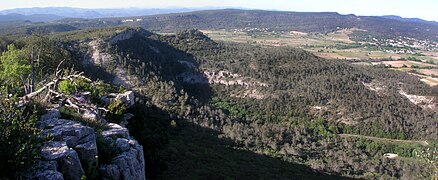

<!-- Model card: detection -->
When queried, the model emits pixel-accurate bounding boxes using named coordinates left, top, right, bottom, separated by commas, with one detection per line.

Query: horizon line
left=0, top=6, right=436, bottom=22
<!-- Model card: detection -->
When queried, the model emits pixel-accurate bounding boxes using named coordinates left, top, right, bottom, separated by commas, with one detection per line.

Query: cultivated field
left=202, top=29, right=438, bottom=87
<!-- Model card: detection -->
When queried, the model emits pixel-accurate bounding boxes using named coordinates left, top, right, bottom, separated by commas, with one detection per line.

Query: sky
left=0, top=0, right=437, bottom=21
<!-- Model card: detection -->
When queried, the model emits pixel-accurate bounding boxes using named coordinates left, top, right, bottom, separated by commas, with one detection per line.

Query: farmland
left=202, top=29, right=438, bottom=86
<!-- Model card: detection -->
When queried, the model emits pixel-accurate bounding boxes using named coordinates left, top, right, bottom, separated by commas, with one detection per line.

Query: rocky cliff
left=21, top=74, right=146, bottom=180
left=24, top=111, right=145, bottom=180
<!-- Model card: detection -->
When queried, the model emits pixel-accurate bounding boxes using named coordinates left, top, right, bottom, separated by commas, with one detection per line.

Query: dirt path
left=339, top=134, right=429, bottom=146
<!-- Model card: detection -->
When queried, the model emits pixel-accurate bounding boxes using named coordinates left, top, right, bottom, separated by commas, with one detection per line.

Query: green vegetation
left=212, top=97, right=249, bottom=119
left=58, top=80, right=76, bottom=95
left=0, top=96, right=43, bottom=178
left=0, top=24, right=436, bottom=179
left=58, top=77, right=113, bottom=103
left=0, top=44, right=30, bottom=93
left=59, top=106, right=105, bottom=130
left=157, top=123, right=343, bottom=180
left=106, top=100, right=126, bottom=123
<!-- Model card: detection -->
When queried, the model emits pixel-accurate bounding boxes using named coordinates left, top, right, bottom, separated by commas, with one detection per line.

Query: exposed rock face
left=102, top=123, right=130, bottom=138
left=41, top=141, right=85, bottom=180
left=99, top=139, right=146, bottom=180
left=99, top=123, right=146, bottom=180
left=22, top=160, right=63, bottom=180
left=86, top=40, right=139, bottom=87
left=109, top=29, right=136, bottom=44
left=399, top=89, right=437, bottom=110
left=28, top=108, right=146, bottom=179
left=116, top=91, right=135, bottom=108
left=39, top=118, right=98, bottom=164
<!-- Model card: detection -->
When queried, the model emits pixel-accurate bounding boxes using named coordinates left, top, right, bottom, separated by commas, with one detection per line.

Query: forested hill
left=1, top=9, right=437, bottom=42
left=59, top=9, right=438, bottom=41
left=0, top=26, right=437, bottom=179
left=70, top=28, right=437, bottom=178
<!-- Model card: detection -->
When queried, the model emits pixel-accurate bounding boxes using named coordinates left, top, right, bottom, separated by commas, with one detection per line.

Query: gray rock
left=98, top=164, right=121, bottom=180
left=115, top=138, right=130, bottom=152
left=75, top=140, right=98, bottom=161
left=40, top=141, right=84, bottom=180
left=102, top=123, right=129, bottom=138
left=82, top=109, right=99, bottom=121
left=40, top=119, right=98, bottom=171
left=40, top=109, right=61, bottom=122
left=41, top=141, right=70, bottom=160
left=122, top=113, right=134, bottom=121
left=81, top=109, right=109, bottom=125
left=116, top=91, right=135, bottom=108
left=22, top=160, right=63, bottom=180
left=35, top=108, right=145, bottom=180
left=119, top=113, right=134, bottom=127
left=41, top=119, right=94, bottom=146
left=59, top=149, right=85, bottom=180
left=99, top=138, right=145, bottom=180
left=34, top=170, right=64, bottom=180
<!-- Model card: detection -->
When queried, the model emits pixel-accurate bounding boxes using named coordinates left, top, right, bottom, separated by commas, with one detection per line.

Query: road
left=339, top=134, right=429, bottom=146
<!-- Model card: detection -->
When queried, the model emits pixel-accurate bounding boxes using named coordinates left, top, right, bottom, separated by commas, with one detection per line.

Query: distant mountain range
left=381, top=15, right=438, bottom=25
left=0, top=7, right=217, bottom=22
left=0, top=13, right=64, bottom=23
left=0, top=8, right=437, bottom=42
left=0, top=7, right=437, bottom=25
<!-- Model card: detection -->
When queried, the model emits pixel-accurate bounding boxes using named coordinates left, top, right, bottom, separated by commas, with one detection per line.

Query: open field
left=202, top=29, right=438, bottom=87
left=202, top=29, right=348, bottom=47
left=371, top=60, right=436, bottom=68
left=421, top=78, right=438, bottom=86
left=202, top=29, right=438, bottom=62
left=417, top=69, right=438, bottom=76
left=308, top=48, right=404, bottom=60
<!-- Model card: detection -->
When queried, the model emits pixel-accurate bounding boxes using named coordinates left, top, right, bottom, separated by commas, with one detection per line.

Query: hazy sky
left=1, top=0, right=437, bottom=21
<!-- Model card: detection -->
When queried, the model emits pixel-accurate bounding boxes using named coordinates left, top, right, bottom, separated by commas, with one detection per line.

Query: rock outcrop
left=27, top=108, right=146, bottom=180
left=41, top=141, right=85, bottom=180
left=115, top=91, right=135, bottom=108
left=99, top=123, right=146, bottom=180
left=99, top=137, right=146, bottom=180
left=109, top=29, right=136, bottom=45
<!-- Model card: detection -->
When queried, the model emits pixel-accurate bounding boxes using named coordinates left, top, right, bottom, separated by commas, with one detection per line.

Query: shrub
left=106, top=100, right=126, bottom=123
left=58, top=80, right=75, bottom=95
left=58, top=78, right=113, bottom=104
left=0, top=96, right=42, bottom=178
left=0, top=44, right=31, bottom=94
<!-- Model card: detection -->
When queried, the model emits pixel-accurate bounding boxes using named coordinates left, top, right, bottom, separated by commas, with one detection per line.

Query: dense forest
left=0, top=26, right=436, bottom=179
left=1, top=9, right=438, bottom=42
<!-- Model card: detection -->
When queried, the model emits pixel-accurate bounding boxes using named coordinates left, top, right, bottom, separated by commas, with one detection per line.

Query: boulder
left=115, top=138, right=130, bottom=152
left=75, top=140, right=98, bottom=161
left=82, top=109, right=108, bottom=125
left=39, top=118, right=98, bottom=170
left=22, top=160, right=63, bottom=180
left=102, top=123, right=129, bottom=139
left=34, top=106, right=145, bottom=180
left=34, top=171, right=64, bottom=180
left=99, top=139, right=145, bottom=180
left=120, top=113, right=134, bottom=127
left=41, top=141, right=70, bottom=160
left=39, top=109, right=61, bottom=125
left=82, top=109, right=99, bottom=121
left=41, top=141, right=84, bottom=180
left=59, top=150, right=85, bottom=180
left=115, top=91, right=135, bottom=108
